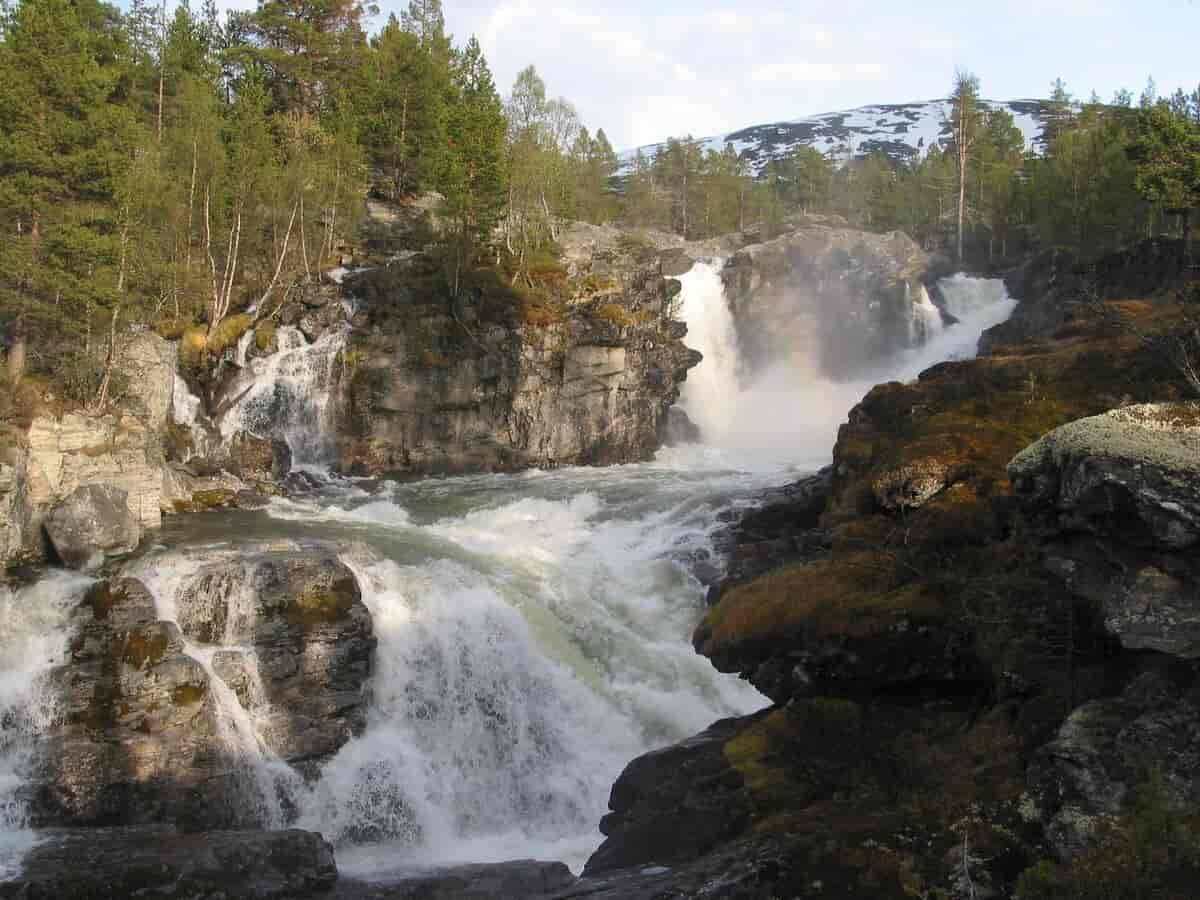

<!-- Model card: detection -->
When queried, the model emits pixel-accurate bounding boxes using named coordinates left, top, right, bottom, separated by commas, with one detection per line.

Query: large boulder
left=0, top=827, right=337, bottom=900
left=1010, top=403, right=1200, bottom=658
left=32, top=577, right=237, bottom=829
left=584, top=715, right=756, bottom=876
left=227, top=430, right=293, bottom=483
left=44, top=484, right=140, bottom=570
left=175, top=550, right=375, bottom=768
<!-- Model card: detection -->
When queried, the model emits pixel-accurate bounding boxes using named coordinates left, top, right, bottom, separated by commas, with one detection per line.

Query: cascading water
left=0, top=573, right=93, bottom=876
left=0, top=256, right=1020, bottom=882
left=675, top=259, right=1017, bottom=468
left=218, top=325, right=347, bottom=465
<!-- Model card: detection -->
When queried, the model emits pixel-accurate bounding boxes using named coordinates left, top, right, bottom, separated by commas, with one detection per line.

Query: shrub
left=592, top=303, right=635, bottom=327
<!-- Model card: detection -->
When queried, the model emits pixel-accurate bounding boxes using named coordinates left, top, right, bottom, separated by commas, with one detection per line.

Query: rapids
left=0, top=262, right=1017, bottom=879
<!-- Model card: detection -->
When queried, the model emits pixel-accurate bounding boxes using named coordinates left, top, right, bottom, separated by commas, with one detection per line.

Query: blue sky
left=228, top=0, right=1200, bottom=149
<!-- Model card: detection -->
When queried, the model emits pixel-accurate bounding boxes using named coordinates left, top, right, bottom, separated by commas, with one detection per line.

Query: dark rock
left=228, top=430, right=293, bottom=482
left=44, top=484, right=140, bottom=571
left=662, top=406, right=700, bottom=445
left=0, top=827, right=337, bottom=900
left=1027, top=669, right=1200, bottom=859
left=333, top=861, right=576, bottom=899
left=584, top=715, right=759, bottom=875
left=176, top=551, right=375, bottom=766
left=659, top=248, right=695, bottom=277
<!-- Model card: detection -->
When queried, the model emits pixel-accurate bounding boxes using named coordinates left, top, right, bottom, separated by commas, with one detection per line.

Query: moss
left=171, top=683, right=206, bottom=706
left=286, top=574, right=357, bottom=627
left=418, top=348, right=453, bottom=369
left=190, top=489, right=237, bottom=510
left=207, top=314, right=254, bottom=357
left=254, top=320, right=277, bottom=353
left=82, top=581, right=129, bottom=621
left=179, top=326, right=209, bottom=369
left=592, top=303, right=635, bottom=327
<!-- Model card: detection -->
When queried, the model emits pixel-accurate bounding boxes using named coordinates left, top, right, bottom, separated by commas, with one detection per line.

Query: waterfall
left=125, top=550, right=304, bottom=830
left=217, top=326, right=347, bottom=465
left=673, top=262, right=1017, bottom=468
left=908, top=283, right=945, bottom=345
left=0, top=572, right=93, bottom=876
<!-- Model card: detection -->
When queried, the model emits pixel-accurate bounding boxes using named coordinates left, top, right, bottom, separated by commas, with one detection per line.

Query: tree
left=1129, top=101, right=1200, bottom=254
left=948, top=70, right=982, bottom=261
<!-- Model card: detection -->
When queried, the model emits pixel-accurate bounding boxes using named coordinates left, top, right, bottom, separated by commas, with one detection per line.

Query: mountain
left=618, top=98, right=1053, bottom=173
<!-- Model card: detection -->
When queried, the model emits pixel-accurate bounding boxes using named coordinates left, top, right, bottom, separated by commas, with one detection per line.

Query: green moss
left=286, top=574, right=357, bottom=627
left=171, top=683, right=206, bottom=706
left=591, top=303, right=635, bottom=327
left=207, top=314, right=254, bottom=357
left=179, top=326, right=209, bottom=369
left=254, top=320, right=276, bottom=353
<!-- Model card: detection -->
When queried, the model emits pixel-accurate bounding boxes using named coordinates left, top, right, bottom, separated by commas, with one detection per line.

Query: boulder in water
left=0, top=827, right=337, bottom=900
left=176, top=550, right=375, bottom=768
left=44, top=484, right=140, bottom=570
left=228, top=430, right=293, bottom=482
left=663, top=407, right=701, bottom=445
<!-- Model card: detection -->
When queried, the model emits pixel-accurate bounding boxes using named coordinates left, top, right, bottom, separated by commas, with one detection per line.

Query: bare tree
left=948, top=70, right=981, bottom=262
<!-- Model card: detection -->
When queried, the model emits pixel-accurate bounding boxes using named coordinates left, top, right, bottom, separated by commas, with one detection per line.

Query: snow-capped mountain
left=619, top=98, right=1052, bottom=173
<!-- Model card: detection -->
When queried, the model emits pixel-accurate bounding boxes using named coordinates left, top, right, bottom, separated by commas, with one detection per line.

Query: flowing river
left=0, top=265, right=1016, bottom=879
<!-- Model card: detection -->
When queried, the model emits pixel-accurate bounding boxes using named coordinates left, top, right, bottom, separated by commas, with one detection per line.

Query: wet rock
left=176, top=552, right=375, bottom=767
left=333, top=861, right=575, bottom=899
left=0, top=827, right=337, bottom=900
left=228, top=430, right=293, bottom=482
left=659, top=247, right=695, bottom=277
left=32, top=579, right=233, bottom=828
left=663, top=406, right=701, bottom=445
left=584, top=715, right=757, bottom=875
left=44, top=484, right=140, bottom=570
left=1027, top=669, right=1200, bottom=859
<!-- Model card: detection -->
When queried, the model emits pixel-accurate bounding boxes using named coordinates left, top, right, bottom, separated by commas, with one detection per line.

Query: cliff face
left=721, top=223, right=932, bottom=379
left=334, top=255, right=700, bottom=476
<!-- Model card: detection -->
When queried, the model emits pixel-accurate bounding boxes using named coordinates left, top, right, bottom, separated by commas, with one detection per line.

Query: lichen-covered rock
left=44, top=484, right=140, bottom=570
left=0, top=827, right=337, bottom=900
left=1026, top=670, right=1200, bottom=860
left=1010, top=403, right=1200, bottom=657
left=1009, top=403, right=1200, bottom=549
left=175, top=551, right=374, bottom=767
left=871, top=457, right=954, bottom=511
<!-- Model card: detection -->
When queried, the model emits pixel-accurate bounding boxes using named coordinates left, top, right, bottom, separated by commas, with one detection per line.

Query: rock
left=1009, top=402, right=1200, bottom=550
left=663, top=407, right=701, bottom=445
left=118, top=332, right=178, bottom=428
left=228, top=430, right=293, bottom=482
left=33, top=583, right=232, bottom=828
left=871, top=457, right=955, bottom=511
left=659, top=248, right=695, bottom=277
left=0, top=827, right=337, bottom=900
left=1027, top=669, right=1200, bottom=859
left=44, top=484, right=140, bottom=570
left=584, top=716, right=757, bottom=875
left=1010, top=403, right=1200, bottom=658
left=333, top=861, right=576, bottom=899
left=175, top=551, right=374, bottom=766
left=337, top=260, right=700, bottom=476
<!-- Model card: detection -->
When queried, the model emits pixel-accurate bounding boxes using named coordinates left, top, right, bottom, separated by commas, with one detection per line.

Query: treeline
left=0, top=0, right=615, bottom=401
left=620, top=76, right=1200, bottom=260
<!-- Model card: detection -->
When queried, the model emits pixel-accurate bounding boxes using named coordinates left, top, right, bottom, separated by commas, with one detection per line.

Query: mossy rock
left=207, top=314, right=254, bottom=357
left=118, top=626, right=174, bottom=670
left=179, top=326, right=209, bottom=369
left=286, top=572, right=358, bottom=627
left=254, top=320, right=277, bottom=353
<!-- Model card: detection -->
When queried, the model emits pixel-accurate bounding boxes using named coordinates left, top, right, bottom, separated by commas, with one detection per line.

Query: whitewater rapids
left=0, top=263, right=1017, bottom=879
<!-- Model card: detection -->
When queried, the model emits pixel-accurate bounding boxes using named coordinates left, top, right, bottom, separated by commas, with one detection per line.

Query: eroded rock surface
left=44, top=485, right=141, bottom=570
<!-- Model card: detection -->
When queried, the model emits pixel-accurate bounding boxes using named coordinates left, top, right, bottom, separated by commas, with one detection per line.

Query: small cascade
left=0, top=573, right=93, bottom=875
left=907, top=283, right=945, bottom=346
left=217, top=326, right=347, bottom=465
left=127, top=551, right=303, bottom=829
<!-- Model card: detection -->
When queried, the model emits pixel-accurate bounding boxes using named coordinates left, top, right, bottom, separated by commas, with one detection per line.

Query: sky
left=229, top=0, right=1200, bottom=151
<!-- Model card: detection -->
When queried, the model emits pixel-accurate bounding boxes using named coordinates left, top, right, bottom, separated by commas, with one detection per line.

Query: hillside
left=620, top=97, right=1052, bottom=172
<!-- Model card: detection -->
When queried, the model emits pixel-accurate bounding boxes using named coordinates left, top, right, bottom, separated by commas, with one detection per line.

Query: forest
left=1, top=0, right=1199, bottom=404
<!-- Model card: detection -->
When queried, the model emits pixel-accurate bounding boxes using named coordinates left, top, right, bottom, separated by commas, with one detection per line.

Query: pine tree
left=948, top=70, right=982, bottom=261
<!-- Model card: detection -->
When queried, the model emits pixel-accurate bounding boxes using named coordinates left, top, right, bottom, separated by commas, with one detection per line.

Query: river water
left=0, top=266, right=1016, bottom=878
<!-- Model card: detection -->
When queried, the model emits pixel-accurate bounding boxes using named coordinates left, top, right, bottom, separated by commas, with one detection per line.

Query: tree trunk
left=7, top=319, right=25, bottom=385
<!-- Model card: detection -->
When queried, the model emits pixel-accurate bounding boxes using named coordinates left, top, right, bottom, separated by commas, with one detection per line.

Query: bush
left=592, top=303, right=635, bottom=327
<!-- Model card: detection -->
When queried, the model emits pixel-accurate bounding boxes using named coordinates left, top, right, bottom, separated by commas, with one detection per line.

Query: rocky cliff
left=333, top=245, right=700, bottom=476
left=587, top=240, right=1200, bottom=898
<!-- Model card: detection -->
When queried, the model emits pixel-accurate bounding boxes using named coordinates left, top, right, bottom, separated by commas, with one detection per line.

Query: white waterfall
left=673, top=262, right=1017, bottom=469
left=908, top=283, right=945, bottom=345
left=0, top=573, right=93, bottom=876
left=217, top=326, right=347, bottom=465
